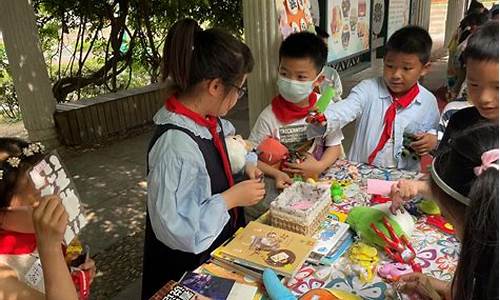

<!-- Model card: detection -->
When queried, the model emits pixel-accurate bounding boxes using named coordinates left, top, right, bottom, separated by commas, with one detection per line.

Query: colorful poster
left=326, top=0, right=371, bottom=62
left=276, top=0, right=316, bottom=40
left=387, top=0, right=411, bottom=38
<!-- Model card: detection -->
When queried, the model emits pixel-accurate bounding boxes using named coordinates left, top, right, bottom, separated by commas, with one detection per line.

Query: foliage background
left=0, top=0, right=243, bottom=120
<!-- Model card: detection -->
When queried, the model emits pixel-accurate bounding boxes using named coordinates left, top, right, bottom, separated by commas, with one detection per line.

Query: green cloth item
left=418, top=199, right=441, bottom=215
left=346, top=203, right=415, bottom=247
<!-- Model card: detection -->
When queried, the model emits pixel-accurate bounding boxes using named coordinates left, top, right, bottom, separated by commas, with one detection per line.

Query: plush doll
left=256, top=137, right=289, bottom=168
left=225, top=135, right=255, bottom=174
left=346, top=203, right=415, bottom=248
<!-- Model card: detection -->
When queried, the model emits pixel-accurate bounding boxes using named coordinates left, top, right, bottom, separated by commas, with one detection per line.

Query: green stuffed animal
left=346, top=203, right=415, bottom=247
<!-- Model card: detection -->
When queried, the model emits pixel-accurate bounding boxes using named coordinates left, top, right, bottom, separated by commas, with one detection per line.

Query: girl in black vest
left=141, top=18, right=265, bottom=299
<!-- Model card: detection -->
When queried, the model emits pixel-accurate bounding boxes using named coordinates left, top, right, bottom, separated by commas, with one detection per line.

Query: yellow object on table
left=348, top=242, right=379, bottom=283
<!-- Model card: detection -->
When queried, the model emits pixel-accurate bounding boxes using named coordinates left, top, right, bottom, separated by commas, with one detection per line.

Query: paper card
left=366, top=179, right=396, bottom=196
left=28, top=151, right=87, bottom=245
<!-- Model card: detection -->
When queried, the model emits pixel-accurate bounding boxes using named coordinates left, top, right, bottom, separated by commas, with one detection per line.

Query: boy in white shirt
left=246, top=32, right=343, bottom=220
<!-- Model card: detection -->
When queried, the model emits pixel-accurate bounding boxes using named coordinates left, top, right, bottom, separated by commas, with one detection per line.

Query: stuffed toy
left=346, top=203, right=415, bottom=248
left=256, top=137, right=289, bottom=167
left=262, top=269, right=361, bottom=300
left=225, top=135, right=255, bottom=174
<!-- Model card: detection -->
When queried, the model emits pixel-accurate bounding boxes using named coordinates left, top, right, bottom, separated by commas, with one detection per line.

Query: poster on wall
left=387, top=0, right=411, bottom=38
left=276, top=0, right=316, bottom=40
left=326, top=0, right=371, bottom=62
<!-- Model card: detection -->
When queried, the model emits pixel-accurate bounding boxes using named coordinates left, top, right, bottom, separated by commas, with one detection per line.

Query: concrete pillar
left=0, top=0, right=59, bottom=147
left=444, top=0, right=466, bottom=45
left=411, top=0, right=432, bottom=30
left=242, top=0, right=281, bottom=128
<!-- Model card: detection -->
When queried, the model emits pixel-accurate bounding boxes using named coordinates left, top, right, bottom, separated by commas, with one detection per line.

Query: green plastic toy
left=418, top=199, right=441, bottom=215
left=316, top=86, right=336, bottom=113
left=330, top=181, right=344, bottom=203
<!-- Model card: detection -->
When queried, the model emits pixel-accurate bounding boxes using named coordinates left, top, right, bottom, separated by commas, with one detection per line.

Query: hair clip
left=6, top=157, right=20, bottom=168
left=0, top=170, right=3, bottom=180
left=22, top=142, right=45, bottom=157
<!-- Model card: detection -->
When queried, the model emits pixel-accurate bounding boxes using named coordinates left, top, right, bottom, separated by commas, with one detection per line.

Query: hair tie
left=474, top=149, right=500, bottom=176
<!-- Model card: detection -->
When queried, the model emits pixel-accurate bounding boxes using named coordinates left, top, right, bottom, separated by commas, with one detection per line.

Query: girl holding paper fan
left=0, top=137, right=96, bottom=300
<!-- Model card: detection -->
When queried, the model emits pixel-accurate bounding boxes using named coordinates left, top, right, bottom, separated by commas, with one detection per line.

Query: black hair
left=279, top=31, right=328, bottom=72
left=385, top=25, right=432, bottom=64
left=458, top=12, right=490, bottom=43
left=463, top=21, right=499, bottom=64
left=0, top=138, right=46, bottom=208
left=467, top=0, right=486, bottom=15
left=315, top=26, right=330, bottom=40
left=161, top=18, right=254, bottom=92
left=431, top=122, right=499, bottom=300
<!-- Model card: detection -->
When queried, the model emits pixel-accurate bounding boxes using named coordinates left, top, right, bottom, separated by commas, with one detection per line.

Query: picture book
left=28, top=151, right=87, bottom=244
left=149, top=280, right=209, bottom=300
left=310, top=216, right=350, bottom=259
left=219, top=221, right=316, bottom=278
left=180, top=272, right=258, bottom=300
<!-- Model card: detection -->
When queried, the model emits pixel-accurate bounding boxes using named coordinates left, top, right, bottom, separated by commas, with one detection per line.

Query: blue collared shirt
left=324, top=77, right=439, bottom=170
left=147, top=107, right=235, bottom=254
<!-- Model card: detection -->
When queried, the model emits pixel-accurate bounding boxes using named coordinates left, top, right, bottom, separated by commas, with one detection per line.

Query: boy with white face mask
left=246, top=32, right=344, bottom=220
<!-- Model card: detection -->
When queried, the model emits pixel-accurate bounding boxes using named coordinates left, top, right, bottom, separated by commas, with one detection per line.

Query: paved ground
left=0, top=57, right=448, bottom=300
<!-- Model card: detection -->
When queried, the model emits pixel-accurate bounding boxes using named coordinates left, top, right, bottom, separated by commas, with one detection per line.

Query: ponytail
left=162, top=19, right=202, bottom=89
left=453, top=167, right=499, bottom=300
left=161, top=18, right=254, bottom=93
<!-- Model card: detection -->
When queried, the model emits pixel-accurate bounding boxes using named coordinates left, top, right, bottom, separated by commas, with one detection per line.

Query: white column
left=242, top=0, right=281, bottom=128
left=0, top=0, right=59, bottom=147
left=444, top=0, right=466, bottom=45
left=411, top=0, right=432, bottom=30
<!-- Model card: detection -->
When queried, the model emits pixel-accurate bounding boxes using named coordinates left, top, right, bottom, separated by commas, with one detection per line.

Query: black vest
left=141, top=122, right=244, bottom=299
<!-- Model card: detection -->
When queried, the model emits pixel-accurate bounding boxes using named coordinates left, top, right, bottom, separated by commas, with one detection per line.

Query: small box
left=270, top=182, right=331, bottom=236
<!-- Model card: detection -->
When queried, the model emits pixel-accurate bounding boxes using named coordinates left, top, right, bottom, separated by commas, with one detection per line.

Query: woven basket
left=270, top=182, right=331, bottom=236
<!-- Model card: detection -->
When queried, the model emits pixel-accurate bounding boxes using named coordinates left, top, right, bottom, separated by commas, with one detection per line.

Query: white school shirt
left=248, top=102, right=344, bottom=148
left=324, top=77, right=440, bottom=171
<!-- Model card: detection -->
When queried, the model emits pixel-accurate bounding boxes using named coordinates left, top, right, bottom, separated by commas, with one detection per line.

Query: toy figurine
left=347, top=242, right=380, bottom=283
left=377, top=262, right=413, bottom=281
left=330, top=181, right=344, bottom=203
left=370, top=217, right=422, bottom=272
left=401, top=133, right=419, bottom=161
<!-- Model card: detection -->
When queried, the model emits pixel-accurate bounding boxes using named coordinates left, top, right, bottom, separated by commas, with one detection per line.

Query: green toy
left=316, top=86, right=336, bottom=113
left=293, top=174, right=304, bottom=182
left=346, top=203, right=415, bottom=248
left=330, top=181, right=344, bottom=203
left=418, top=199, right=441, bottom=215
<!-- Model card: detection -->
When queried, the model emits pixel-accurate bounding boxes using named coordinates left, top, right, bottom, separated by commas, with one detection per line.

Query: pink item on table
left=378, top=262, right=413, bottom=281
left=366, top=179, right=396, bottom=196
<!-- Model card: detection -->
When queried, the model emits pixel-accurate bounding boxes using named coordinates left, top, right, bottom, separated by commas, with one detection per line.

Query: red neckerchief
left=0, top=230, right=37, bottom=255
left=271, top=93, right=317, bottom=124
left=165, top=95, right=238, bottom=224
left=368, top=84, right=420, bottom=164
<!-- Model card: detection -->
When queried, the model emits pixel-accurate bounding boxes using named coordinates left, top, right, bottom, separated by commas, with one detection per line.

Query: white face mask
left=276, top=72, right=322, bottom=104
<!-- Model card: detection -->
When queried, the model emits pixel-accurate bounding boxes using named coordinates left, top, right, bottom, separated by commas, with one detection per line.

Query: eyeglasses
left=229, top=83, right=248, bottom=99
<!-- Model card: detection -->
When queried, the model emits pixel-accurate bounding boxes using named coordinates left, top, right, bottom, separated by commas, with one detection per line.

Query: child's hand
left=78, top=258, right=97, bottom=285
left=274, top=171, right=292, bottom=189
left=222, top=179, right=265, bottom=209
left=410, top=133, right=438, bottom=156
left=32, top=196, right=68, bottom=251
left=397, top=273, right=450, bottom=300
left=389, top=180, right=421, bottom=214
left=245, top=164, right=263, bottom=180
left=282, top=154, right=324, bottom=178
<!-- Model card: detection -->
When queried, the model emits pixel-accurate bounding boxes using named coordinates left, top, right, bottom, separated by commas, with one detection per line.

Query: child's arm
left=283, top=145, right=341, bottom=177
left=409, top=95, right=441, bottom=156
left=389, top=179, right=432, bottom=214
left=323, top=79, right=371, bottom=131
left=257, top=160, right=292, bottom=189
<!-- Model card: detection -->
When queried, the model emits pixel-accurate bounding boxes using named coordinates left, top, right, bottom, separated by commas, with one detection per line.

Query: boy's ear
left=420, top=62, right=432, bottom=77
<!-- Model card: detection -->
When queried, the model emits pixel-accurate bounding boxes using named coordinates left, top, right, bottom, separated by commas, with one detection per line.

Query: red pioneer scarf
left=271, top=93, right=317, bottom=124
left=165, top=95, right=238, bottom=223
left=0, top=231, right=37, bottom=255
left=367, top=84, right=420, bottom=164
